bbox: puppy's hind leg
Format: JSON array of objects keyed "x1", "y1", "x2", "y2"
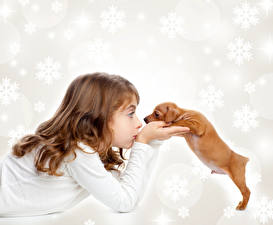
[{"x1": 227, "y1": 153, "x2": 251, "y2": 210}]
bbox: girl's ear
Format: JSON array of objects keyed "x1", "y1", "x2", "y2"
[{"x1": 165, "y1": 107, "x2": 180, "y2": 123}]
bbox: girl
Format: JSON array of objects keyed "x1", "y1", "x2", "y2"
[{"x1": 0, "y1": 72, "x2": 190, "y2": 217}]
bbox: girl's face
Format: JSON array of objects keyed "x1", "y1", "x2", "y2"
[{"x1": 109, "y1": 96, "x2": 143, "y2": 149}]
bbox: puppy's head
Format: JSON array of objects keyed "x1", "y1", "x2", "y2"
[{"x1": 144, "y1": 102, "x2": 182, "y2": 124}]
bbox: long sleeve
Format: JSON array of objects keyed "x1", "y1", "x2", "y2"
[
  {"x1": 136, "y1": 140, "x2": 162, "y2": 206},
  {"x1": 66, "y1": 141, "x2": 159, "y2": 213}
]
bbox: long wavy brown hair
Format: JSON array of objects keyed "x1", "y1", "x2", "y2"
[{"x1": 12, "y1": 72, "x2": 140, "y2": 176}]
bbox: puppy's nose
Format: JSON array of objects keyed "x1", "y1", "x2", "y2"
[{"x1": 144, "y1": 117, "x2": 149, "y2": 124}]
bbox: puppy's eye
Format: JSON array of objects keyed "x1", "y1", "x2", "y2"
[{"x1": 154, "y1": 111, "x2": 159, "y2": 118}]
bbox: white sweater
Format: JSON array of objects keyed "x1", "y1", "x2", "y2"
[{"x1": 0, "y1": 141, "x2": 161, "y2": 217}]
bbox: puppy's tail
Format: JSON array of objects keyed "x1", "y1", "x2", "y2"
[
  {"x1": 241, "y1": 155, "x2": 250, "y2": 172},
  {"x1": 239, "y1": 154, "x2": 249, "y2": 165},
  {"x1": 243, "y1": 155, "x2": 250, "y2": 163},
  {"x1": 231, "y1": 152, "x2": 249, "y2": 169}
]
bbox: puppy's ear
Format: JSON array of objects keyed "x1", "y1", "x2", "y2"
[{"x1": 165, "y1": 106, "x2": 180, "y2": 123}]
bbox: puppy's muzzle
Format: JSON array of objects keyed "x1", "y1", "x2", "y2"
[{"x1": 144, "y1": 117, "x2": 149, "y2": 124}]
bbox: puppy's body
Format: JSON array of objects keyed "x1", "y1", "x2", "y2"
[
  {"x1": 177, "y1": 110, "x2": 233, "y2": 174},
  {"x1": 144, "y1": 102, "x2": 250, "y2": 210}
]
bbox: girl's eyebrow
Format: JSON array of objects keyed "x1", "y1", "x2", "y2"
[{"x1": 126, "y1": 105, "x2": 136, "y2": 110}]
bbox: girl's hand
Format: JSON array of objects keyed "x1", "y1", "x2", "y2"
[{"x1": 135, "y1": 121, "x2": 190, "y2": 144}]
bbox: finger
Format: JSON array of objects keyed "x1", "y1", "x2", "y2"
[
  {"x1": 170, "y1": 130, "x2": 190, "y2": 136},
  {"x1": 173, "y1": 134, "x2": 184, "y2": 137},
  {"x1": 162, "y1": 122, "x2": 172, "y2": 127},
  {"x1": 153, "y1": 121, "x2": 171, "y2": 127},
  {"x1": 173, "y1": 126, "x2": 190, "y2": 132},
  {"x1": 174, "y1": 130, "x2": 191, "y2": 135},
  {"x1": 173, "y1": 132, "x2": 188, "y2": 137},
  {"x1": 164, "y1": 126, "x2": 190, "y2": 134}
]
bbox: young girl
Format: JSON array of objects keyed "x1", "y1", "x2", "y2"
[{"x1": 0, "y1": 72, "x2": 189, "y2": 217}]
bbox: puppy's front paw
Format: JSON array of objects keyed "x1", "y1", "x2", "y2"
[{"x1": 236, "y1": 201, "x2": 246, "y2": 210}]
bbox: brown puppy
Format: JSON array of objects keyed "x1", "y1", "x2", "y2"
[{"x1": 144, "y1": 102, "x2": 251, "y2": 210}]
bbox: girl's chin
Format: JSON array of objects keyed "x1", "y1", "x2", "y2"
[
  {"x1": 113, "y1": 140, "x2": 134, "y2": 149},
  {"x1": 125, "y1": 140, "x2": 135, "y2": 149}
]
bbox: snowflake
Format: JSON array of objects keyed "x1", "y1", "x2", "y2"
[
  {"x1": 204, "y1": 74, "x2": 212, "y2": 83},
  {"x1": 0, "y1": 77, "x2": 20, "y2": 105},
  {"x1": 19, "y1": 68, "x2": 27, "y2": 76},
  {"x1": 8, "y1": 125, "x2": 31, "y2": 147},
  {"x1": 233, "y1": 104, "x2": 259, "y2": 132},
  {"x1": 233, "y1": 2, "x2": 259, "y2": 30},
  {"x1": 0, "y1": 4, "x2": 15, "y2": 22},
  {"x1": 10, "y1": 60, "x2": 17, "y2": 67},
  {"x1": 48, "y1": 32, "x2": 55, "y2": 39},
  {"x1": 159, "y1": 12, "x2": 184, "y2": 39},
  {"x1": 84, "y1": 219, "x2": 96, "y2": 225},
  {"x1": 199, "y1": 84, "x2": 224, "y2": 111},
  {"x1": 203, "y1": 46, "x2": 212, "y2": 55},
  {"x1": 244, "y1": 82, "x2": 256, "y2": 94},
  {"x1": 51, "y1": 0, "x2": 63, "y2": 14},
  {"x1": 213, "y1": 59, "x2": 222, "y2": 67},
  {"x1": 177, "y1": 206, "x2": 189, "y2": 219},
  {"x1": 34, "y1": 101, "x2": 45, "y2": 112},
  {"x1": 258, "y1": 77, "x2": 267, "y2": 86},
  {"x1": 253, "y1": 197, "x2": 273, "y2": 224},
  {"x1": 24, "y1": 22, "x2": 37, "y2": 34},
  {"x1": 9, "y1": 42, "x2": 21, "y2": 56},
  {"x1": 35, "y1": 57, "x2": 61, "y2": 84},
  {"x1": 73, "y1": 12, "x2": 93, "y2": 28},
  {"x1": 31, "y1": 4, "x2": 40, "y2": 13},
  {"x1": 87, "y1": 39, "x2": 111, "y2": 64},
  {"x1": 223, "y1": 205, "x2": 238, "y2": 218},
  {"x1": 176, "y1": 56, "x2": 183, "y2": 64},
  {"x1": 258, "y1": 0, "x2": 273, "y2": 15},
  {"x1": 163, "y1": 174, "x2": 189, "y2": 203},
  {"x1": 137, "y1": 12, "x2": 145, "y2": 21},
  {"x1": 191, "y1": 159, "x2": 211, "y2": 182},
  {"x1": 227, "y1": 37, "x2": 252, "y2": 65},
  {"x1": 100, "y1": 5, "x2": 125, "y2": 33},
  {"x1": 152, "y1": 209, "x2": 175, "y2": 225}
]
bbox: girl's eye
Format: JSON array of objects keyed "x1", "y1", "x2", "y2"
[{"x1": 128, "y1": 111, "x2": 135, "y2": 117}]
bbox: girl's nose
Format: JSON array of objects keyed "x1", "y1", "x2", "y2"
[{"x1": 136, "y1": 117, "x2": 142, "y2": 128}]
